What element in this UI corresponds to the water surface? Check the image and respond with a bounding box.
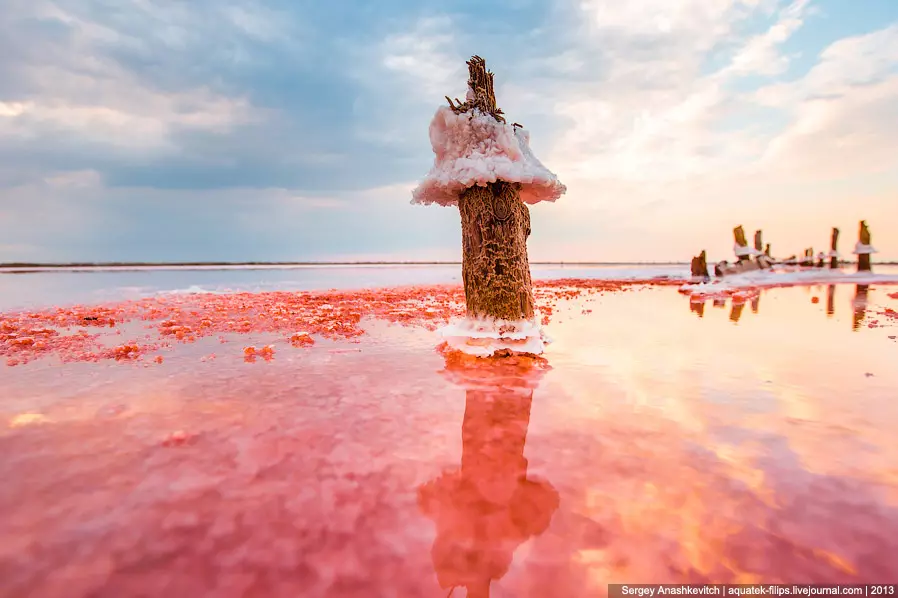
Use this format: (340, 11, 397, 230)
(1, 269, 897, 596)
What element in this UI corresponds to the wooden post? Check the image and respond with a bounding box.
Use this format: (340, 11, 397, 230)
(734, 226, 750, 264)
(858, 220, 872, 272)
(830, 228, 840, 269)
(690, 250, 709, 280)
(448, 57, 536, 321)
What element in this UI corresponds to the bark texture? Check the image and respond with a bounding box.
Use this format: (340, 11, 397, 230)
(459, 182, 535, 320)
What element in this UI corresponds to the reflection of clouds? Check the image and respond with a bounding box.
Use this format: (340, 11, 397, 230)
(532, 285, 898, 584)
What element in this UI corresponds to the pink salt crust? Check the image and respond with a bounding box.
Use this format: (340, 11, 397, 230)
(0, 279, 680, 367)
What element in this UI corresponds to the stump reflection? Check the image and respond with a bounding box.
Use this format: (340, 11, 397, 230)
(418, 354, 559, 597)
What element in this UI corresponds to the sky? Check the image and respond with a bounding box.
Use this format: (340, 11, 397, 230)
(0, 0, 896, 263)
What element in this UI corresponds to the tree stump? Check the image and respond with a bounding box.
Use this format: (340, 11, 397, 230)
(459, 182, 535, 321)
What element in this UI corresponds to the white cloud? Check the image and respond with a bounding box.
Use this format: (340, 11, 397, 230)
(0, 1, 266, 152)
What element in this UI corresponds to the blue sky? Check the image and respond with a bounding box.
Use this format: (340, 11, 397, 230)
(1, 0, 896, 262)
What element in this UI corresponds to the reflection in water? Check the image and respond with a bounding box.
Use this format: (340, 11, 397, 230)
(826, 285, 835, 317)
(418, 355, 559, 597)
(853, 285, 869, 331)
(713, 298, 726, 309)
(729, 300, 746, 323)
(750, 295, 760, 314)
(690, 298, 706, 318)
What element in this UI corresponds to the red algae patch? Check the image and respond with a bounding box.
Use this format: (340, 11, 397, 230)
(0, 280, 661, 367)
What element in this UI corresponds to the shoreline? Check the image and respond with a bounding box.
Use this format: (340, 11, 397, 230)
(0, 261, 691, 273)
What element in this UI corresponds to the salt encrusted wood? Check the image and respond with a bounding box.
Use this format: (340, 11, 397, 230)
(413, 55, 566, 331)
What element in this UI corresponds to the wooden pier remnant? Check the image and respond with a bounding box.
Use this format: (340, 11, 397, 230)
(830, 227, 840, 269)
(856, 220, 874, 272)
(690, 250, 709, 280)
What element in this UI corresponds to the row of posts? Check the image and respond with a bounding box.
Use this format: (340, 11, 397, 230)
(691, 220, 874, 279)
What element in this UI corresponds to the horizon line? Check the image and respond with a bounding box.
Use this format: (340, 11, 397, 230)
(1, 259, 895, 270)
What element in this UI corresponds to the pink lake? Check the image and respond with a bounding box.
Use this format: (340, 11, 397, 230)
(2, 266, 898, 597)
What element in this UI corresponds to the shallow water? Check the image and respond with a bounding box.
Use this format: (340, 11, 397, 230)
(1, 269, 898, 596)
(0, 264, 687, 312)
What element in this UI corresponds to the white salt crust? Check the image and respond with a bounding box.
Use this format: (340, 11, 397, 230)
(734, 244, 763, 258)
(853, 243, 878, 255)
(438, 316, 551, 357)
(411, 106, 566, 207)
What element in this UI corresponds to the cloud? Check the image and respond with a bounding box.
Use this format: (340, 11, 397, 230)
(0, 0, 896, 263)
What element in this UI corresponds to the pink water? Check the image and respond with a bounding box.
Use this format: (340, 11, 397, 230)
(2, 275, 898, 597)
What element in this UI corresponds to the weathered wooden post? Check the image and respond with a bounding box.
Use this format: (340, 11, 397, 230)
(412, 56, 566, 356)
(753, 230, 771, 268)
(854, 220, 875, 272)
(802, 248, 814, 267)
(765, 243, 771, 258)
(690, 250, 709, 280)
(829, 228, 840, 269)
(733, 226, 753, 264)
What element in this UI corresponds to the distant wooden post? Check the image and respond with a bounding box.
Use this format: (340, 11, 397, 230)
(690, 250, 709, 280)
(733, 226, 751, 264)
(830, 228, 840, 269)
(753, 230, 762, 253)
(857, 220, 873, 272)
(765, 244, 771, 258)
